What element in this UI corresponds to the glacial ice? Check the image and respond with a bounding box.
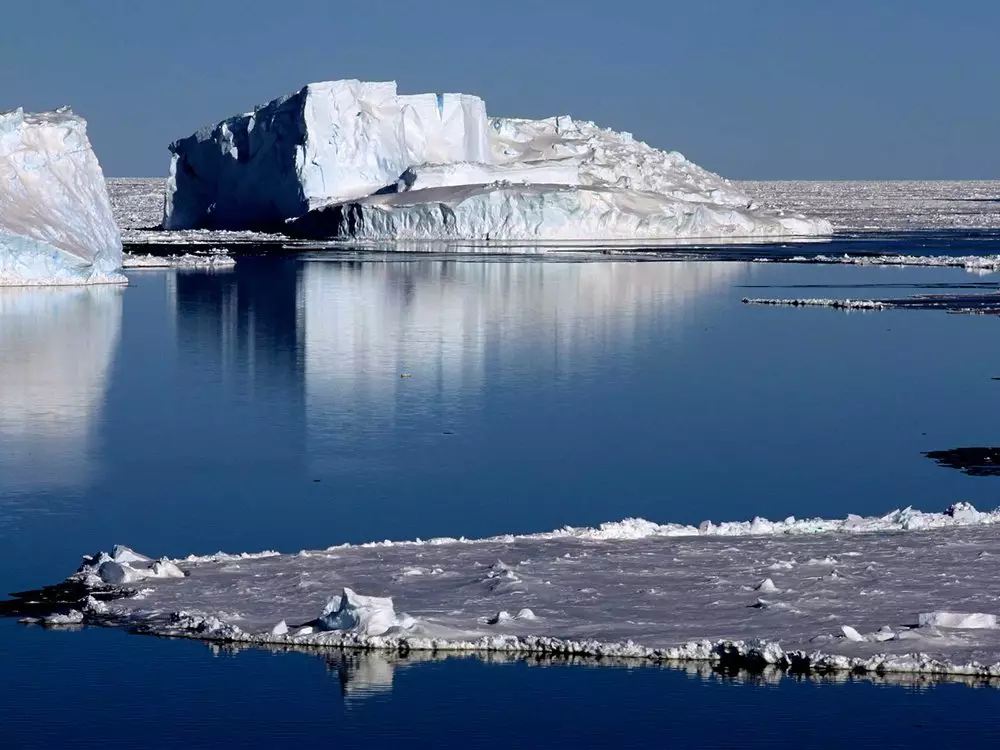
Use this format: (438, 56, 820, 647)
(21, 502, 1000, 678)
(122, 249, 236, 269)
(163, 80, 831, 241)
(164, 80, 489, 230)
(1, 108, 124, 285)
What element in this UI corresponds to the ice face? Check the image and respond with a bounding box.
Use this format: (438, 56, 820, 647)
(0, 108, 124, 285)
(163, 81, 492, 230)
(290, 183, 831, 242)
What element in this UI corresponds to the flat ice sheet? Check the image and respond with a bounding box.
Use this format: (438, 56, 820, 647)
(52, 505, 1000, 676)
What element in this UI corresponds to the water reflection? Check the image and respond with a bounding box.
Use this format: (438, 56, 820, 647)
(208, 644, 1000, 701)
(302, 260, 741, 426)
(0, 286, 123, 490)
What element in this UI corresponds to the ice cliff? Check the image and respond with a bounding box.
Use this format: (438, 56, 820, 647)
(164, 80, 490, 230)
(1, 108, 123, 285)
(164, 80, 831, 241)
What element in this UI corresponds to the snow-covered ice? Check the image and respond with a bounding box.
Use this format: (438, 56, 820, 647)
(1, 108, 124, 285)
(770, 254, 1000, 275)
(122, 249, 236, 269)
(162, 79, 830, 240)
(742, 297, 889, 311)
(23, 503, 1000, 677)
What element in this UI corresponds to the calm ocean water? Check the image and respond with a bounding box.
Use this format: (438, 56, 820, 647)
(3, 237, 1000, 746)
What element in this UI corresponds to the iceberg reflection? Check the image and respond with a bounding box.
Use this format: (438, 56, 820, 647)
(302, 259, 741, 428)
(0, 286, 123, 489)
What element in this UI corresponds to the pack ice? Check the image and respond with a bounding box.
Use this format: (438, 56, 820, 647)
(164, 80, 831, 241)
(1, 108, 123, 285)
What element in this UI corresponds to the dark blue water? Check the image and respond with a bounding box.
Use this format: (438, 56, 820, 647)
(3, 246, 1000, 745)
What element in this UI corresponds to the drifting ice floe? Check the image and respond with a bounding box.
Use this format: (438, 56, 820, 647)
(743, 292, 1000, 316)
(1, 108, 123, 285)
(122, 249, 236, 269)
(742, 297, 889, 311)
(786, 254, 1000, 273)
(12, 502, 1000, 678)
(163, 79, 831, 241)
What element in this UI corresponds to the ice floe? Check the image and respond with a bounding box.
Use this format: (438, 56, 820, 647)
(742, 297, 889, 311)
(122, 249, 236, 269)
(779, 253, 1000, 274)
(8, 503, 1000, 678)
(742, 293, 1000, 316)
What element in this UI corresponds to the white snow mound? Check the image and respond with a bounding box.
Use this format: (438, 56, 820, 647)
(918, 612, 998, 630)
(1, 108, 124, 285)
(316, 588, 416, 637)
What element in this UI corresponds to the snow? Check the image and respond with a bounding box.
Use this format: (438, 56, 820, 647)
(80, 546, 187, 585)
(164, 81, 490, 230)
(34, 503, 1000, 677)
(490, 116, 755, 208)
(1, 108, 124, 285)
(42, 610, 84, 626)
(162, 79, 830, 240)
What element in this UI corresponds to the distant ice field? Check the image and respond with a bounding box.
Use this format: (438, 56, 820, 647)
(109, 179, 1000, 255)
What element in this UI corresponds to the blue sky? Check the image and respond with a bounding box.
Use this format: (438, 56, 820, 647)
(2, 0, 996, 178)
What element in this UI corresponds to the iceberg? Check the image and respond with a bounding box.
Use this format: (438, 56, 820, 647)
(164, 80, 831, 240)
(1, 108, 124, 285)
(163, 80, 490, 230)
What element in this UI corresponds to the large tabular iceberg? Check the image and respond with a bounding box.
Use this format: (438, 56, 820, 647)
(164, 80, 831, 241)
(1, 108, 124, 285)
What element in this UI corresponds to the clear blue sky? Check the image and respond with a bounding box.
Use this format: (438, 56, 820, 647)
(2, 0, 997, 179)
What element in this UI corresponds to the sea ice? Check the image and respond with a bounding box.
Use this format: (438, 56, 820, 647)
(918, 612, 997, 630)
(1, 108, 123, 285)
(14, 502, 1000, 678)
(122, 250, 236, 269)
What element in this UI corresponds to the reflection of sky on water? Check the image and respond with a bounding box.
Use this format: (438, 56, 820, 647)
(0, 286, 122, 490)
